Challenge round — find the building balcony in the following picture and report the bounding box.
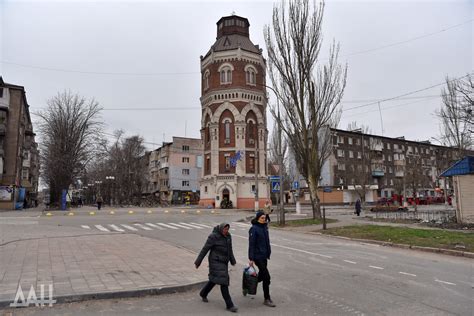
[394,159,405,166]
[160,162,169,169]
[371,158,384,164]
[372,170,384,177]
[370,144,383,151]
[395,171,404,177]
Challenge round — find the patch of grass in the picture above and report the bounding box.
[271,218,338,227]
[322,225,474,252]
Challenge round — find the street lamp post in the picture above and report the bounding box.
[95,181,102,196]
[106,176,115,206]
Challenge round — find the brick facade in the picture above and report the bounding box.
[0,77,40,210]
[199,15,269,209]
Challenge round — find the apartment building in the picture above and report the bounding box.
[0,77,40,209]
[147,137,203,204]
[289,127,471,205]
[318,128,471,204]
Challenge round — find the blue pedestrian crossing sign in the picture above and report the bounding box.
[293,181,299,190]
[271,181,281,193]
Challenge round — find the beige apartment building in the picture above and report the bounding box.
[147,137,202,204]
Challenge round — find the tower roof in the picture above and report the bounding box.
[202,15,262,59]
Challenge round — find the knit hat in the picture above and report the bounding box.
[255,210,265,220]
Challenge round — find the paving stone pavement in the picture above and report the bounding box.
[0,234,207,307]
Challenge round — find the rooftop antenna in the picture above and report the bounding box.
[377,102,385,136]
[185,120,187,137]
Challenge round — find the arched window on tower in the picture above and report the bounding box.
[245,65,257,85]
[218,63,233,85]
[224,120,231,144]
[203,70,210,90]
[247,120,255,144]
[246,110,258,147]
[206,123,211,145]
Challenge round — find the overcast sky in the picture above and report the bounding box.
[1,0,472,151]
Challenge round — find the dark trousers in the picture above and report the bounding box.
[200,281,234,308]
[97,202,102,210]
[254,259,271,300]
[265,214,271,223]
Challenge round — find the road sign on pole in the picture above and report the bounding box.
[293,181,299,190]
[271,181,280,193]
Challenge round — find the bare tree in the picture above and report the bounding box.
[404,153,425,212]
[436,75,473,158]
[265,0,347,219]
[38,91,103,207]
[98,131,147,205]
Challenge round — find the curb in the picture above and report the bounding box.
[309,232,474,259]
[0,280,207,309]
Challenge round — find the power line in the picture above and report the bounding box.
[2,19,471,76]
[341,74,471,112]
[340,95,439,104]
[0,60,200,76]
[341,97,437,119]
[341,19,473,57]
[28,95,441,112]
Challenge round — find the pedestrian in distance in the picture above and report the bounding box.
[263,200,272,223]
[195,223,238,313]
[355,199,361,216]
[248,211,276,307]
[96,195,103,210]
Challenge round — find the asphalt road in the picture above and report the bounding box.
[2,207,472,315]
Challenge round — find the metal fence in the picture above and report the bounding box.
[374,210,456,223]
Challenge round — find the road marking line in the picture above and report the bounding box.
[179,222,203,229]
[344,260,357,264]
[399,272,417,277]
[233,234,333,259]
[369,265,384,270]
[232,222,250,227]
[156,223,179,230]
[145,223,164,230]
[95,225,110,232]
[134,223,152,231]
[435,279,456,286]
[121,224,138,231]
[167,223,192,229]
[109,224,125,232]
[190,222,212,228]
[81,225,90,229]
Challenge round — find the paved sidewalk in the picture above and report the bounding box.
[0,234,207,308]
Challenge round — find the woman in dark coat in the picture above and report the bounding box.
[195,223,238,313]
[355,199,361,216]
[248,211,276,307]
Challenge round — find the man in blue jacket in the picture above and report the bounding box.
[248,211,276,307]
